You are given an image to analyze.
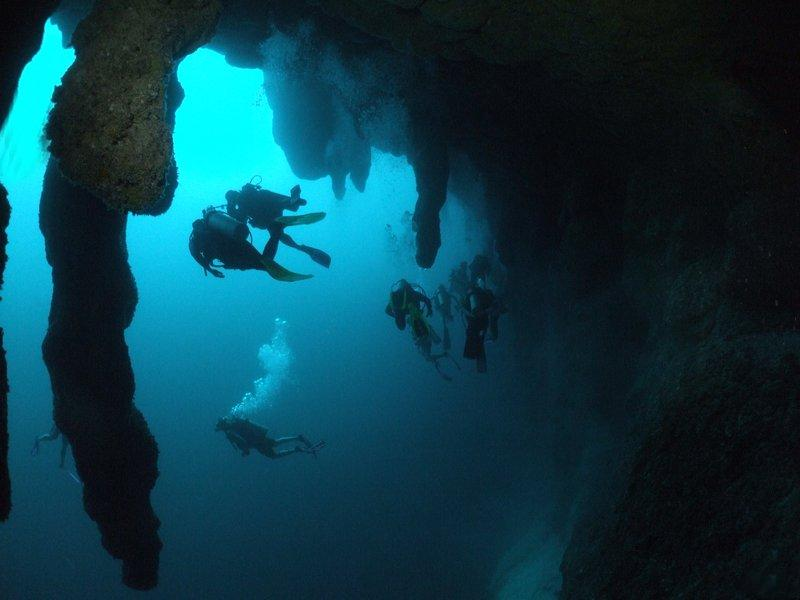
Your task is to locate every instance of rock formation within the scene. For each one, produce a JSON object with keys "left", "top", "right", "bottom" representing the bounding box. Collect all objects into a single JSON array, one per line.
[
  {"left": 0, "top": 184, "right": 9, "bottom": 522},
  {"left": 36, "top": 0, "right": 218, "bottom": 588},
  {"left": 39, "top": 160, "right": 161, "bottom": 589},
  {"left": 45, "top": 0, "right": 220, "bottom": 213},
  {"left": 0, "top": 0, "right": 63, "bottom": 525},
  {"left": 0, "top": 0, "right": 798, "bottom": 595}
]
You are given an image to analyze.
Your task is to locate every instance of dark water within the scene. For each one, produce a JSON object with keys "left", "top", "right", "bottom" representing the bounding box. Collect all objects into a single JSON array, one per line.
[{"left": 0, "top": 24, "right": 551, "bottom": 599}]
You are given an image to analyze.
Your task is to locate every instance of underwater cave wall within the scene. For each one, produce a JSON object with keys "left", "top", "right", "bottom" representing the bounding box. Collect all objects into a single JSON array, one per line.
[
  {"left": 0, "top": 184, "right": 9, "bottom": 521},
  {"left": 14, "top": 0, "right": 799, "bottom": 595},
  {"left": 207, "top": 2, "right": 800, "bottom": 597},
  {"left": 0, "top": 0, "right": 64, "bottom": 525}
]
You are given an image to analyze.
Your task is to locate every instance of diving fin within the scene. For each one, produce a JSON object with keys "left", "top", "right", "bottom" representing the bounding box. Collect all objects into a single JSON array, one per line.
[
  {"left": 275, "top": 211, "right": 326, "bottom": 226},
  {"left": 301, "top": 245, "right": 332, "bottom": 268},
  {"left": 260, "top": 257, "right": 313, "bottom": 282}
]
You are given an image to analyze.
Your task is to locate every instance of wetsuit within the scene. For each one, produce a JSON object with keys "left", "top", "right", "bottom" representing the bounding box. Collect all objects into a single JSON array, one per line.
[{"left": 189, "top": 217, "right": 266, "bottom": 276}]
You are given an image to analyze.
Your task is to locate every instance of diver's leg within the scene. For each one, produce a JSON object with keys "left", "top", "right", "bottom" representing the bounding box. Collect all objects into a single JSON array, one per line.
[
  {"left": 272, "top": 447, "right": 302, "bottom": 458},
  {"left": 262, "top": 224, "right": 284, "bottom": 261},
  {"left": 281, "top": 232, "right": 331, "bottom": 268},
  {"left": 433, "top": 360, "right": 453, "bottom": 382},
  {"left": 489, "top": 314, "right": 499, "bottom": 341},
  {"left": 279, "top": 232, "right": 302, "bottom": 250},
  {"left": 274, "top": 435, "right": 312, "bottom": 448}
]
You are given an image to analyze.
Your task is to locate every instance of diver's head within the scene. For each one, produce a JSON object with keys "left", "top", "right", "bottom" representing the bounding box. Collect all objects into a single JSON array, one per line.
[
  {"left": 225, "top": 190, "right": 239, "bottom": 203},
  {"left": 215, "top": 417, "right": 231, "bottom": 431}
]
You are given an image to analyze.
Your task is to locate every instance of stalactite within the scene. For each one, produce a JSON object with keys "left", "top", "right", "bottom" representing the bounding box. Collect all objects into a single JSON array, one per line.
[{"left": 39, "top": 161, "right": 160, "bottom": 589}]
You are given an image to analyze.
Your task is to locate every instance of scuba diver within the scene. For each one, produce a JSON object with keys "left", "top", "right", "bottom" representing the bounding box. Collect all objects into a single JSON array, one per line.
[
  {"left": 386, "top": 279, "right": 433, "bottom": 334},
  {"left": 433, "top": 284, "right": 457, "bottom": 352},
  {"left": 449, "top": 262, "right": 470, "bottom": 299},
  {"left": 469, "top": 254, "right": 492, "bottom": 286},
  {"left": 215, "top": 416, "right": 325, "bottom": 459},
  {"left": 386, "top": 280, "right": 457, "bottom": 381},
  {"left": 225, "top": 177, "right": 331, "bottom": 270},
  {"left": 189, "top": 206, "right": 314, "bottom": 282},
  {"left": 462, "top": 282, "right": 499, "bottom": 373},
  {"left": 433, "top": 284, "right": 456, "bottom": 322},
  {"left": 31, "top": 423, "right": 69, "bottom": 468}
]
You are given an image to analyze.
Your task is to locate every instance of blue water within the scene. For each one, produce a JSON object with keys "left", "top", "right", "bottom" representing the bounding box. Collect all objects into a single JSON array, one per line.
[{"left": 0, "top": 22, "right": 545, "bottom": 599}]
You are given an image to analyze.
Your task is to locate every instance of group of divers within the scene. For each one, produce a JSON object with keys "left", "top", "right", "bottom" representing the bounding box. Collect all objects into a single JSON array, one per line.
[{"left": 33, "top": 178, "right": 505, "bottom": 468}]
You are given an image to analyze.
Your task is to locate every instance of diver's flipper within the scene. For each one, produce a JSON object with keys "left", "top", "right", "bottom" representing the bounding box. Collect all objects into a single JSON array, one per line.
[
  {"left": 275, "top": 212, "right": 326, "bottom": 226},
  {"left": 260, "top": 257, "right": 313, "bottom": 282},
  {"left": 303, "top": 440, "right": 326, "bottom": 458},
  {"left": 301, "top": 245, "right": 332, "bottom": 268}
]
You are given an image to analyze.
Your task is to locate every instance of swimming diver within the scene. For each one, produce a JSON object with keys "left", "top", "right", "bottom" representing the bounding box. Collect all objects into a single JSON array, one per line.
[
  {"left": 215, "top": 416, "right": 325, "bottom": 459},
  {"left": 449, "top": 262, "right": 470, "bottom": 299},
  {"left": 386, "top": 279, "right": 433, "bottom": 333},
  {"left": 433, "top": 284, "right": 456, "bottom": 352},
  {"left": 469, "top": 254, "right": 492, "bottom": 286},
  {"left": 226, "top": 178, "right": 331, "bottom": 269},
  {"left": 189, "top": 206, "right": 313, "bottom": 282},
  {"left": 462, "top": 282, "right": 499, "bottom": 373},
  {"left": 386, "top": 280, "right": 456, "bottom": 380},
  {"left": 31, "top": 423, "right": 69, "bottom": 468}
]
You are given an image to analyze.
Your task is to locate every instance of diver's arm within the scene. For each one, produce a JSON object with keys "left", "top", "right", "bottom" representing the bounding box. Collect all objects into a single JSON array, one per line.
[
  {"left": 419, "top": 294, "right": 433, "bottom": 317},
  {"left": 226, "top": 432, "right": 250, "bottom": 455},
  {"left": 31, "top": 425, "right": 60, "bottom": 455},
  {"left": 189, "top": 235, "right": 224, "bottom": 278},
  {"left": 189, "top": 234, "right": 209, "bottom": 275}
]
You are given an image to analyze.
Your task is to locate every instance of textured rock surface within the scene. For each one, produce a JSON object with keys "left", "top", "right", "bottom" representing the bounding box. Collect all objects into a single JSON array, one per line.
[
  {"left": 248, "top": 2, "right": 799, "bottom": 596},
  {"left": 39, "top": 161, "right": 161, "bottom": 589},
  {"left": 2, "top": 0, "right": 797, "bottom": 595},
  {"left": 46, "top": 0, "right": 220, "bottom": 213},
  {"left": 561, "top": 343, "right": 800, "bottom": 599}
]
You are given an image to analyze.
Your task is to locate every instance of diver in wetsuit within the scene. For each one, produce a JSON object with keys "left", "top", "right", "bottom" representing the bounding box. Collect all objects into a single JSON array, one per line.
[
  {"left": 31, "top": 423, "right": 69, "bottom": 468},
  {"left": 433, "top": 284, "right": 457, "bottom": 352},
  {"left": 189, "top": 207, "right": 313, "bottom": 282},
  {"left": 462, "top": 282, "right": 498, "bottom": 373},
  {"left": 386, "top": 279, "right": 433, "bottom": 333},
  {"left": 226, "top": 180, "right": 331, "bottom": 269},
  {"left": 469, "top": 254, "right": 492, "bottom": 286},
  {"left": 215, "top": 416, "right": 325, "bottom": 459},
  {"left": 449, "top": 262, "right": 470, "bottom": 299},
  {"left": 386, "top": 280, "right": 456, "bottom": 380}
]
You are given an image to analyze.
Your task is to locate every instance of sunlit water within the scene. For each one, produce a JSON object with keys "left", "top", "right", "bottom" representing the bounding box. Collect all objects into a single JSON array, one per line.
[{"left": 0, "top": 21, "right": 548, "bottom": 600}]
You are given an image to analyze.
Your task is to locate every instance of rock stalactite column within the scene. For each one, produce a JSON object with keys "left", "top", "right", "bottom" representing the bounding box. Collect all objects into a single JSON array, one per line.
[
  {"left": 36, "top": 0, "right": 220, "bottom": 588},
  {"left": 39, "top": 162, "right": 160, "bottom": 589},
  {"left": 408, "top": 124, "right": 449, "bottom": 269},
  {"left": 0, "top": 183, "right": 10, "bottom": 521}
]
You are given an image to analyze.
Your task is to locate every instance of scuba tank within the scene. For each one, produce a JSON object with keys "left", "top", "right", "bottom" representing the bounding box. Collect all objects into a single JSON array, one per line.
[{"left": 204, "top": 207, "right": 250, "bottom": 242}]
